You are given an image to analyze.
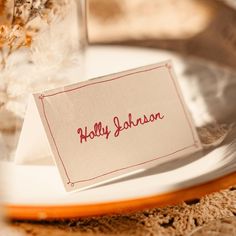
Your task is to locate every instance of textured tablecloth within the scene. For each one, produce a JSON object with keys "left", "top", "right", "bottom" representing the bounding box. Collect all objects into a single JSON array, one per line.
[{"left": 5, "top": 188, "right": 236, "bottom": 235}]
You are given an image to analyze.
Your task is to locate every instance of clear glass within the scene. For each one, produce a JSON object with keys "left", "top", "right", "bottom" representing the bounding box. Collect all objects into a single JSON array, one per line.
[
  {"left": 0, "top": 0, "right": 87, "bottom": 160},
  {"left": 0, "top": 0, "right": 87, "bottom": 224}
]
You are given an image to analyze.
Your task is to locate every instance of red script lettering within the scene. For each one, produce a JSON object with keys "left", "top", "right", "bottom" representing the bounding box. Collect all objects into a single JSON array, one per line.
[
  {"left": 114, "top": 112, "right": 164, "bottom": 137},
  {"left": 77, "top": 122, "right": 111, "bottom": 144},
  {"left": 76, "top": 112, "right": 164, "bottom": 143}
]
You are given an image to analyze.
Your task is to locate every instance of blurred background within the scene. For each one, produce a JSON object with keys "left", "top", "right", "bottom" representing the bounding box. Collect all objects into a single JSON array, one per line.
[
  {"left": 87, "top": 0, "right": 236, "bottom": 68},
  {"left": 85, "top": 0, "right": 236, "bottom": 127}
]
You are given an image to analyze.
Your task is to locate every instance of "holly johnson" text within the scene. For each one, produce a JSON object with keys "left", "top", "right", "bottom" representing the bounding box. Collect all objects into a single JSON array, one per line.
[{"left": 76, "top": 112, "right": 165, "bottom": 144}]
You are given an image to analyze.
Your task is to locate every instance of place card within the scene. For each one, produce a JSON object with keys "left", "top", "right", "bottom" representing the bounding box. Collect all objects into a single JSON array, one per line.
[{"left": 15, "top": 61, "right": 201, "bottom": 191}]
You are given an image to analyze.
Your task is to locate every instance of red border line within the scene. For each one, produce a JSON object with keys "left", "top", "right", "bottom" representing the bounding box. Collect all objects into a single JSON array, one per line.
[
  {"left": 67, "top": 144, "right": 195, "bottom": 184},
  {"left": 43, "top": 65, "right": 166, "bottom": 98},
  {"left": 167, "top": 66, "right": 196, "bottom": 144},
  {"left": 40, "top": 98, "right": 71, "bottom": 184},
  {"left": 39, "top": 64, "right": 197, "bottom": 186}
]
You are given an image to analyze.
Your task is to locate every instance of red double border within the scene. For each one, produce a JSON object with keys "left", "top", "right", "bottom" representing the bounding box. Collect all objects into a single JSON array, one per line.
[{"left": 38, "top": 63, "right": 198, "bottom": 187}]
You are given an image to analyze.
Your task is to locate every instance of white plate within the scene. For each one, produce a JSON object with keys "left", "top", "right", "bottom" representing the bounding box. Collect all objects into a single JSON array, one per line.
[{"left": 1, "top": 46, "right": 236, "bottom": 219}]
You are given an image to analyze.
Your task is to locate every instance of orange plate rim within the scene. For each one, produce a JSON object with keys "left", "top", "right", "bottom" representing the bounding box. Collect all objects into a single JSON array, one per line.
[{"left": 5, "top": 171, "right": 236, "bottom": 220}]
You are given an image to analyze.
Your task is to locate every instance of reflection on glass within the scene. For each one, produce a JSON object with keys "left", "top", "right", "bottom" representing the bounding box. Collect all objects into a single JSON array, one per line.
[
  {"left": 0, "top": 0, "right": 87, "bottom": 158},
  {"left": 0, "top": 0, "right": 87, "bottom": 225}
]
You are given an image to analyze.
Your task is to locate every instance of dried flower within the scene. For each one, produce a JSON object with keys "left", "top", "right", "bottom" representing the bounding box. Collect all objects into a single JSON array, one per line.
[
  {"left": 0, "top": 0, "right": 82, "bottom": 134},
  {"left": 0, "top": 0, "right": 58, "bottom": 68},
  {"left": 0, "top": 0, "right": 81, "bottom": 131}
]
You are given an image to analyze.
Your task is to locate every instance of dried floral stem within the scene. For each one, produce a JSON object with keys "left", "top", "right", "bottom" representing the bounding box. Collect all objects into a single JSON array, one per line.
[
  {"left": 0, "top": 48, "right": 6, "bottom": 69},
  {"left": 0, "top": 0, "right": 57, "bottom": 68},
  {"left": 0, "top": 0, "right": 7, "bottom": 15}
]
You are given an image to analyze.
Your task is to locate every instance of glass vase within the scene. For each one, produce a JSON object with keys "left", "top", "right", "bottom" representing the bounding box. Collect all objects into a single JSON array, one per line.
[{"left": 0, "top": 0, "right": 87, "bottom": 161}]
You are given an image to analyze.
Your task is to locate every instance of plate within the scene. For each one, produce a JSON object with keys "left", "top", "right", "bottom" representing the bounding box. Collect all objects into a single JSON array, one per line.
[{"left": 1, "top": 45, "right": 236, "bottom": 220}]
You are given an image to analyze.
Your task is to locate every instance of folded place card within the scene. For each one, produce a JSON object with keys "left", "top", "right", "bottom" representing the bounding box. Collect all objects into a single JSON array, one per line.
[{"left": 15, "top": 61, "right": 202, "bottom": 191}]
